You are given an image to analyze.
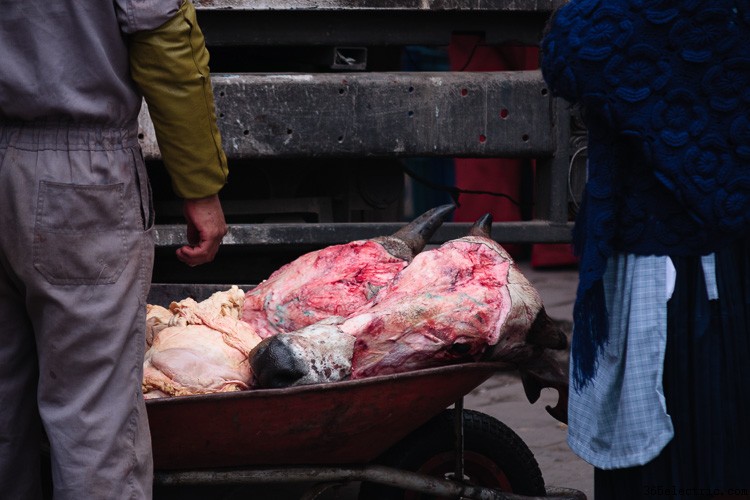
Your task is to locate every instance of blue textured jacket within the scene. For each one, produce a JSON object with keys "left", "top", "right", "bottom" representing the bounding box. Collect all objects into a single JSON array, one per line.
[{"left": 541, "top": 0, "right": 750, "bottom": 388}]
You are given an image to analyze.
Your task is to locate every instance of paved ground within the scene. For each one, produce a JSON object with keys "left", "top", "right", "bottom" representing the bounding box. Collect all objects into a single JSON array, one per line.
[
  {"left": 465, "top": 374, "right": 593, "bottom": 499},
  {"left": 154, "top": 262, "right": 594, "bottom": 500},
  {"left": 461, "top": 262, "right": 593, "bottom": 500}
]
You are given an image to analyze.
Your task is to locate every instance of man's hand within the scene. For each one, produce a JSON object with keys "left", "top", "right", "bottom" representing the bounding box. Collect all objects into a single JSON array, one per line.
[{"left": 176, "top": 194, "right": 227, "bottom": 266}]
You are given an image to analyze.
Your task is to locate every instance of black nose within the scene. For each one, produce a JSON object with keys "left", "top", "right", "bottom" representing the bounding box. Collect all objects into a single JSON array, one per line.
[{"left": 249, "top": 336, "right": 310, "bottom": 389}]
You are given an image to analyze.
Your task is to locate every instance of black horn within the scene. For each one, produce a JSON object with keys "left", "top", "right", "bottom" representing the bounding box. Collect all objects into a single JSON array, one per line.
[
  {"left": 526, "top": 308, "right": 568, "bottom": 350},
  {"left": 382, "top": 204, "right": 455, "bottom": 259},
  {"left": 519, "top": 350, "right": 569, "bottom": 424},
  {"left": 468, "top": 213, "right": 493, "bottom": 238}
]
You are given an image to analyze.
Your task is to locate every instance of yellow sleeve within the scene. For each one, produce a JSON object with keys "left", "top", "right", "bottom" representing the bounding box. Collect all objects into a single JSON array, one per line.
[{"left": 129, "top": 0, "right": 228, "bottom": 199}]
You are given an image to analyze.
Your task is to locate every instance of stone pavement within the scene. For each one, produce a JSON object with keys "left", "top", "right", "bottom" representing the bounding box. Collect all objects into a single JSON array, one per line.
[{"left": 461, "top": 262, "right": 593, "bottom": 500}]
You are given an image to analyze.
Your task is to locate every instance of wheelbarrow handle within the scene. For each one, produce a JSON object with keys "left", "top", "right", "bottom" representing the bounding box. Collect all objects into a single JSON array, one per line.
[{"left": 154, "top": 465, "right": 587, "bottom": 500}]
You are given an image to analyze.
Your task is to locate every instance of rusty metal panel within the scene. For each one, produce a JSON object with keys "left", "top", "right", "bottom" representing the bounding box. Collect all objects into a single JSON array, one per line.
[
  {"left": 138, "top": 71, "right": 554, "bottom": 159},
  {"left": 146, "top": 362, "right": 506, "bottom": 469}
]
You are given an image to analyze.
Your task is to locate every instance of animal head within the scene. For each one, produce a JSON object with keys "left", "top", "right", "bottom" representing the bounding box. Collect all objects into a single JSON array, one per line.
[
  {"left": 346, "top": 293, "right": 503, "bottom": 379},
  {"left": 351, "top": 334, "right": 486, "bottom": 378},
  {"left": 248, "top": 318, "right": 354, "bottom": 388}
]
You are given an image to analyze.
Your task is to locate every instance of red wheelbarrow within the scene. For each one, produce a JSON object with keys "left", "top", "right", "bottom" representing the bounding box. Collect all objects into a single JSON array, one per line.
[{"left": 147, "top": 360, "right": 584, "bottom": 500}]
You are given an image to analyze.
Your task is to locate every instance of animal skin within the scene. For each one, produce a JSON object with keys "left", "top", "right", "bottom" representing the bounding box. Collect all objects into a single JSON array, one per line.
[
  {"left": 240, "top": 204, "right": 455, "bottom": 338},
  {"left": 250, "top": 215, "right": 565, "bottom": 383},
  {"left": 143, "top": 287, "right": 262, "bottom": 398},
  {"left": 248, "top": 215, "right": 569, "bottom": 421},
  {"left": 346, "top": 228, "right": 565, "bottom": 378}
]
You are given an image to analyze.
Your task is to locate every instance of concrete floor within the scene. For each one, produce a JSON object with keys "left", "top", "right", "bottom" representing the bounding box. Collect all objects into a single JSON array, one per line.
[{"left": 461, "top": 262, "right": 593, "bottom": 500}]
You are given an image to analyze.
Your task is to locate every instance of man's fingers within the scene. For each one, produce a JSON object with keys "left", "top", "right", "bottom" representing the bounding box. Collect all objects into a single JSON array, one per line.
[
  {"left": 176, "top": 230, "right": 223, "bottom": 266},
  {"left": 186, "top": 223, "right": 200, "bottom": 246},
  {"left": 176, "top": 240, "right": 219, "bottom": 266},
  {"left": 179, "top": 194, "right": 227, "bottom": 266}
]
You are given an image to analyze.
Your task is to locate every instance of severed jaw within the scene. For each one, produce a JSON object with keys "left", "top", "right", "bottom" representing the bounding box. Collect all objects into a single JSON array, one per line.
[
  {"left": 344, "top": 288, "right": 506, "bottom": 379},
  {"left": 519, "top": 348, "right": 569, "bottom": 424}
]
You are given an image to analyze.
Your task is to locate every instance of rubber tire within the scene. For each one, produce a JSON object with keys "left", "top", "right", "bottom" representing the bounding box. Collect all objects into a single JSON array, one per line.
[{"left": 358, "top": 409, "right": 545, "bottom": 499}]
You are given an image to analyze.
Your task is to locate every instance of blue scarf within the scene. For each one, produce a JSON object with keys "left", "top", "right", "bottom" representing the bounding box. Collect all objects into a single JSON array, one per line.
[{"left": 541, "top": 0, "right": 750, "bottom": 389}]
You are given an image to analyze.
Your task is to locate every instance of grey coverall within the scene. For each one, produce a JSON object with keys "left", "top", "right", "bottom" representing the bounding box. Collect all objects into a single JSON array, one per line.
[{"left": 0, "top": 1, "right": 180, "bottom": 498}]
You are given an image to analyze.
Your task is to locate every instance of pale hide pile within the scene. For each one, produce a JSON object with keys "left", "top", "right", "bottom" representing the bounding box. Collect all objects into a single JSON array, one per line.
[{"left": 142, "top": 286, "right": 262, "bottom": 399}]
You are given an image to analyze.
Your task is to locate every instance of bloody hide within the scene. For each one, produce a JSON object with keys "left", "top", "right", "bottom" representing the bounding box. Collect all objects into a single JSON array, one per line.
[
  {"left": 240, "top": 204, "right": 454, "bottom": 338},
  {"left": 347, "top": 214, "right": 566, "bottom": 378},
  {"left": 250, "top": 214, "right": 566, "bottom": 396}
]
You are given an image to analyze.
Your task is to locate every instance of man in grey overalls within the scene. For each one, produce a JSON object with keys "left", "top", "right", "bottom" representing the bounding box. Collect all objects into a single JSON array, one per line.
[{"left": 0, "top": 1, "right": 229, "bottom": 498}]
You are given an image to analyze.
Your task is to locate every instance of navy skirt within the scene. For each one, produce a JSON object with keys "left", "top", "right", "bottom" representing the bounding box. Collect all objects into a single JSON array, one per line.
[{"left": 595, "top": 237, "right": 750, "bottom": 499}]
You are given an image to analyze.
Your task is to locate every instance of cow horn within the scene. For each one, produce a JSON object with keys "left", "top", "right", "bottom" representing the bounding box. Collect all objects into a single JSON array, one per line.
[
  {"left": 388, "top": 203, "right": 456, "bottom": 256},
  {"left": 468, "top": 213, "right": 493, "bottom": 238},
  {"left": 526, "top": 308, "right": 568, "bottom": 350},
  {"left": 519, "top": 350, "right": 570, "bottom": 424}
]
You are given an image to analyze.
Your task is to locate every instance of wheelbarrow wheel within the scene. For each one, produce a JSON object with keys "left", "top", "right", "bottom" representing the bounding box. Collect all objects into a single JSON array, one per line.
[{"left": 358, "top": 409, "right": 545, "bottom": 499}]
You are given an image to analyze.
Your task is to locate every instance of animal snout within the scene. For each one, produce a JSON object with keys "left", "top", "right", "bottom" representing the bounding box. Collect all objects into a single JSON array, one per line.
[{"left": 249, "top": 336, "right": 310, "bottom": 389}]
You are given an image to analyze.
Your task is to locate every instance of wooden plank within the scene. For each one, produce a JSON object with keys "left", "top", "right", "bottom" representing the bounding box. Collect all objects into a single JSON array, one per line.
[
  {"left": 150, "top": 221, "right": 573, "bottom": 283},
  {"left": 153, "top": 221, "right": 573, "bottom": 247},
  {"left": 535, "top": 98, "right": 572, "bottom": 223},
  {"left": 194, "top": 0, "right": 566, "bottom": 11},
  {"left": 138, "top": 71, "right": 555, "bottom": 159},
  {"left": 196, "top": 9, "right": 553, "bottom": 46}
]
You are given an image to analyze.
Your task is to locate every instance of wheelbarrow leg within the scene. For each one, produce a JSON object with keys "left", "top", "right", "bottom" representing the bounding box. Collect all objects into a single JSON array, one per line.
[{"left": 449, "top": 397, "right": 467, "bottom": 483}]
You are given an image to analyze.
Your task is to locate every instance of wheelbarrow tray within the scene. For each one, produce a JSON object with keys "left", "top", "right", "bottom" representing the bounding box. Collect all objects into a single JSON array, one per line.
[{"left": 146, "top": 361, "right": 513, "bottom": 470}]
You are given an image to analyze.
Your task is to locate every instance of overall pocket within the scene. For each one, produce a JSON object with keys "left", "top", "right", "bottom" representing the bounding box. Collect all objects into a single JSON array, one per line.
[
  {"left": 33, "top": 181, "right": 128, "bottom": 285},
  {"left": 131, "top": 147, "right": 155, "bottom": 232}
]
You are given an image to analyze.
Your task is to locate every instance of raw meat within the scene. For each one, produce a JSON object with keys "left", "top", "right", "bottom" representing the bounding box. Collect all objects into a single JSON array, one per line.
[
  {"left": 249, "top": 214, "right": 566, "bottom": 393},
  {"left": 347, "top": 214, "right": 565, "bottom": 378},
  {"left": 143, "top": 287, "right": 262, "bottom": 398},
  {"left": 240, "top": 204, "right": 454, "bottom": 338}
]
